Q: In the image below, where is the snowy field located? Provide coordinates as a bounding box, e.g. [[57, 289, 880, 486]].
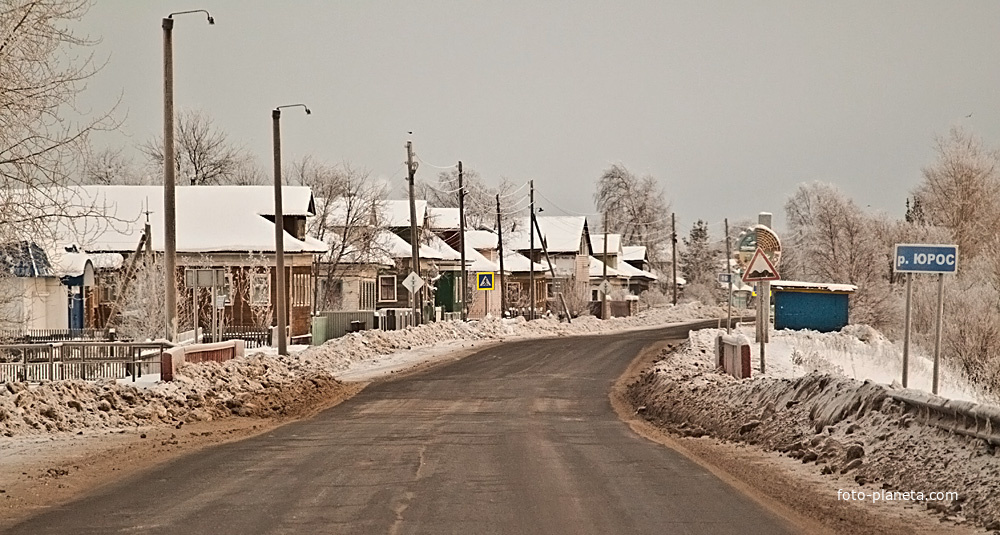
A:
[[689, 324, 996, 405]]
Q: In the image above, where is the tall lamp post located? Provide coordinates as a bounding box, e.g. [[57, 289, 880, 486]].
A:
[[163, 9, 213, 341], [272, 104, 311, 356]]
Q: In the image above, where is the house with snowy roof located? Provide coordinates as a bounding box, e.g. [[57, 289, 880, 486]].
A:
[[592, 235, 658, 296], [55, 185, 326, 339], [507, 216, 591, 311], [0, 242, 101, 331]]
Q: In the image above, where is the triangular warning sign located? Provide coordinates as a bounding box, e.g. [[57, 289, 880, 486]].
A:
[[742, 248, 780, 282], [479, 274, 490, 286]]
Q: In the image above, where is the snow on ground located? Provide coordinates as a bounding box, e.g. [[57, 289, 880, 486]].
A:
[[689, 325, 996, 404], [0, 303, 723, 438], [627, 325, 1000, 531]]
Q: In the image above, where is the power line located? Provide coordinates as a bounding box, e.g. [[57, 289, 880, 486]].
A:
[[415, 155, 458, 170], [534, 190, 599, 217]]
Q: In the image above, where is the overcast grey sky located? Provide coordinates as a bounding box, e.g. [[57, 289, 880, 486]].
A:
[[77, 1, 1000, 234]]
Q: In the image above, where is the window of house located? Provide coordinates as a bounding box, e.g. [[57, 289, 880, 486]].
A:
[[99, 284, 117, 303], [378, 275, 397, 302], [361, 279, 377, 310], [592, 289, 599, 301], [291, 272, 312, 307], [546, 283, 554, 298], [223, 272, 233, 305], [250, 273, 270, 306]]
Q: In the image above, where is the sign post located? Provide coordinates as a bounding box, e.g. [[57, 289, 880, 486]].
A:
[[742, 248, 780, 373], [893, 244, 958, 394]]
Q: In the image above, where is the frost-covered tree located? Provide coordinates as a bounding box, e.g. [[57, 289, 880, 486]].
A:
[[593, 164, 671, 263], [142, 109, 249, 186], [783, 182, 897, 326], [0, 0, 116, 244], [296, 158, 388, 311], [913, 127, 1000, 262], [417, 166, 522, 231]]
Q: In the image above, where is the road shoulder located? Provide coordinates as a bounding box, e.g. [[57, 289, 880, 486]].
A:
[[609, 341, 978, 535]]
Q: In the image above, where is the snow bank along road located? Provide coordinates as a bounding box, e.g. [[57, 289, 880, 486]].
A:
[[2, 320, 798, 535]]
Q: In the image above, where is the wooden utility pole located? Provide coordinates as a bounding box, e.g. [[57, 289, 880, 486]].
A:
[[532, 215, 572, 323], [724, 218, 733, 334], [496, 194, 507, 317], [671, 212, 678, 305], [458, 161, 467, 321], [602, 212, 608, 319], [529, 180, 535, 320], [406, 140, 421, 325]]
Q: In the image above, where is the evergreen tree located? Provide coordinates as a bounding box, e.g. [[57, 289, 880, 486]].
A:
[[680, 220, 717, 284]]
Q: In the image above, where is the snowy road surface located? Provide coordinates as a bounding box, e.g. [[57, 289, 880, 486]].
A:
[[4, 321, 795, 534]]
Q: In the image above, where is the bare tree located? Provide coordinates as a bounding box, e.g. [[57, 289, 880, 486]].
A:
[[913, 127, 1000, 262], [1, 0, 117, 245], [230, 153, 268, 186], [142, 109, 246, 186], [783, 182, 898, 327], [81, 146, 143, 185], [417, 167, 524, 231], [593, 164, 671, 263], [295, 159, 388, 311]]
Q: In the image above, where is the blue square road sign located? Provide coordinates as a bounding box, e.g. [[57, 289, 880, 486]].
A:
[[476, 272, 495, 290]]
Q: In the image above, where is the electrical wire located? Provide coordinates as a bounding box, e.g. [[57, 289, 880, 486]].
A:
[[415, 155, 458, 171], [534, 191, 599, 217]]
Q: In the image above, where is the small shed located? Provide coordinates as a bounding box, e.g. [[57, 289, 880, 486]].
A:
[[771, 280, 857, 332]]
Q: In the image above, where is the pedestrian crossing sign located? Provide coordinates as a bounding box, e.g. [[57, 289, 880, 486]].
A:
[[476, 272, 495, 290]]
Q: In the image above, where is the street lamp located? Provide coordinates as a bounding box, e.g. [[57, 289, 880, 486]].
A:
[[272, 104, 311, 356], [162, 9, 214, 341]]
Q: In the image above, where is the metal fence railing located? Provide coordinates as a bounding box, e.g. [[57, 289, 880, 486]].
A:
[[202, 329, 271, 349], [0, 341, 169, 383], [0, 328, 120, 344], [375, 308, 416, 331]]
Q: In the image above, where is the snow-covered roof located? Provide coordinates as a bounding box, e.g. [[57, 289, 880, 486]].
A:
[[467, 247, 499, 272], [591, 234, 622, 256], [49, 247, 92, 278], [0, 242, 54, 278], [91, 253, 124, 270], [622, 245, 647, 262], [373, 230, 455, 260], [508, 216, 588, 254], [424, 234, 462, 261], [426, 207, 460, 230], [464, 230, 499, 250], [589, 256, 622, 278], [502, 251, 549, 274], [62, 185, 325, 254], [615, 259, 657, 280], [772, 280, 857, 293], [381, 199, 427, 228]]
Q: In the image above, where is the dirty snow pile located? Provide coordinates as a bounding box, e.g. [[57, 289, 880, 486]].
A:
[[0, 303, 720, 438], [627, 328, 1000, 531]]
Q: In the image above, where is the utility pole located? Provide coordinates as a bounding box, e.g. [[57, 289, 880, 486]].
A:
[[272, 108, 287, 356], [406, 140, 421, 325], [602, 211, 608, 319], [529, 180, 535, 320], [724, 218, 733, 334], [162, 16, 177, 341], [671, 212, 678, 305], [532, 215, 572, 323], [458, 161, 467, 321], [496, 194, 507, 317]]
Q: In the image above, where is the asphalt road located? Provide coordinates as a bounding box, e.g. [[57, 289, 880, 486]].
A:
[[5, 321, 796, 534]]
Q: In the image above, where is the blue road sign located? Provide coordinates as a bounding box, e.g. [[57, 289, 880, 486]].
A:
[[476, 272, 495, 290], [893, 244, 958, 274]]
